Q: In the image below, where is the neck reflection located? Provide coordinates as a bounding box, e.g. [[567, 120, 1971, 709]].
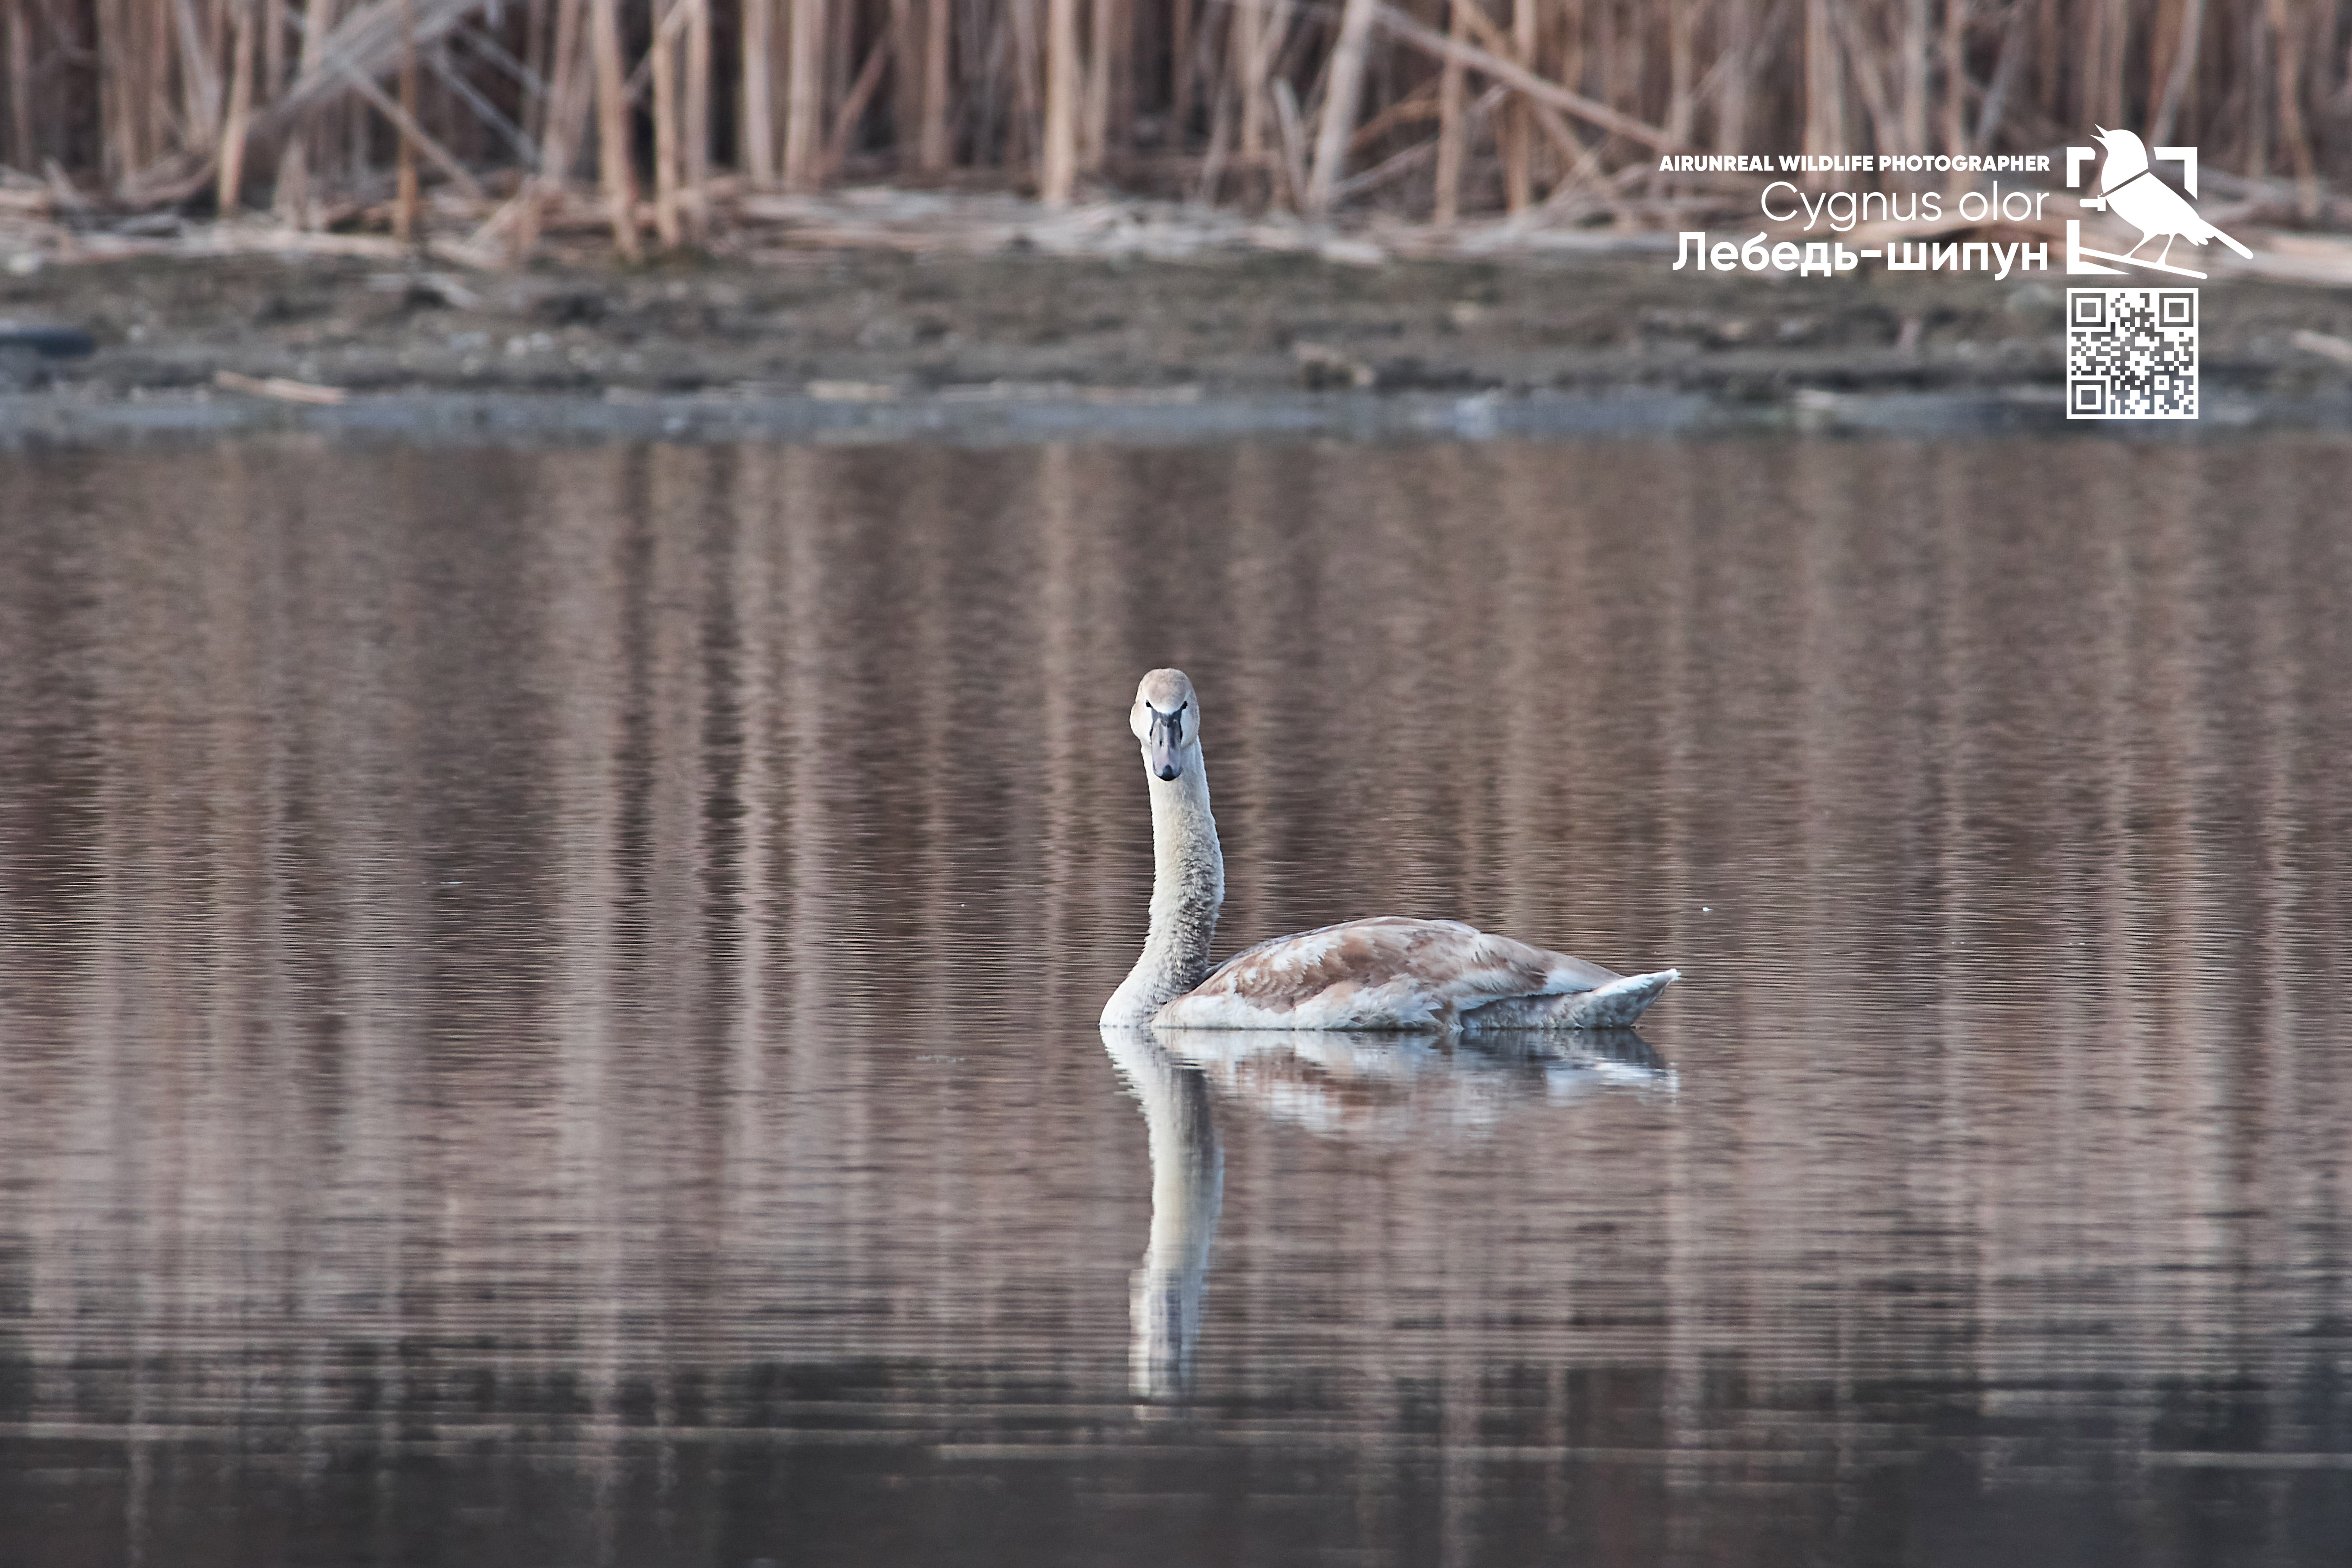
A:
[[1101, 1025, 1677, 1402], [1100, 1026, 1225, 1401]]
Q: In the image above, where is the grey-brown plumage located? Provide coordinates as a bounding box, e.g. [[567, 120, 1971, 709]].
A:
[[1101, 670, 1677, 1032]]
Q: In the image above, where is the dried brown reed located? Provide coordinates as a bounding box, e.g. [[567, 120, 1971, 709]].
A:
[[3, 0, 2347, 257]]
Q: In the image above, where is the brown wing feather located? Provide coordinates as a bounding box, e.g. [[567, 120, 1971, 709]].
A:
[[1175, 916, 1618, 1028]]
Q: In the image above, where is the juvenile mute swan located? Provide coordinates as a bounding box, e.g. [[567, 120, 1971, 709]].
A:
[[1101, 669, 1680, 1031]]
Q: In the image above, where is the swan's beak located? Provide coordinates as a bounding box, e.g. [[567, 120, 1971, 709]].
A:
[[1147, 712, 1185, 780]]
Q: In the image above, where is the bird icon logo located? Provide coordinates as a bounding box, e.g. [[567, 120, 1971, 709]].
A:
[[2076, 128, 2250, 277]]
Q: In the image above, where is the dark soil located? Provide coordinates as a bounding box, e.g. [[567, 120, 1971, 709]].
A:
[[4, 246, 2352, 409]]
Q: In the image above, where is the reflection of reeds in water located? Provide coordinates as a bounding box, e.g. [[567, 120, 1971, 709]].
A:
[[3, 1, 2348, 249], [3, 441, 2352, 1552], [1105, 1023, 1671, 1398]]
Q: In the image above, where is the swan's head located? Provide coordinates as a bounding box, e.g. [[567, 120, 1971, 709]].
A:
[[1130, 668, 1200, 782]]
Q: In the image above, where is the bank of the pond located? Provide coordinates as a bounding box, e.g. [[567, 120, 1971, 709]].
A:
[[4, 246, 2352, 436]]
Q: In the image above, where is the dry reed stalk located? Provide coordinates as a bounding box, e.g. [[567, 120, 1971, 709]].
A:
[[919, 0, 950, 168], [1940, 0, 1966, 167], [783, 0, 824, 188], [1714, 0, 1747, 150], [1237, 0, 1265, 158], [1168, 0, 1191, 153], [1833, 3, 1893, 153], [98, 0, 124, 180], [822, 23, 892, 175], [1444, 0, 1604, 172], [395, 0, 418, 238], [1896, 0, 1925, 154], [542, 0, 588, 179], [1270, 73, 1306, 206], [15, 0, 2352, 253], [1334, 129, 1438, 198], [888, 0, 913, 160], [1113, 0, 1137, 159], [1974, 2, 2024, 150], [590, 0, 638, 255], [97, 0, 137, 183], [2267, 0, 2317, 216], [743, 0, 776, 181], [472, 0, 583, 255], [1347, 80, 1437, 148], [1554, 0, 1580, 145], [154, 0, 182, 167], [827, 0, 851, 116], [522, 0, 552, 142], [2153, 0, 2205, 144], [1195, 28, 1234, 199], [1591, 0, 1617, 160], [1083, 0, 1110, 167], [271, 0, 331, 221], [176, 0, 225, 154], [686, 0, 711, 230], [2089, 0, 2123, 133], [1502, 0, 1533, 211], [1042, 0, 1076, 200], [652, 0, 682, 244], [219, 0, 258, 210], [1665, 0, 1694, 148], [2105, 0, 2131, 135], [2144, 0, 2177, 137], [1376, 6, 1673, 150], [2033, 0, 2058, 125], [2245, 2, 2268, 178], [143, 0, 171, 175], [1802, 0, 1840, 171], [1305, 0, 1379, 215], [1006, 0, 1042, 173], [6, 0, 34, 171], [1433, 0, 1469, 223], [264, 0, 285, 96]]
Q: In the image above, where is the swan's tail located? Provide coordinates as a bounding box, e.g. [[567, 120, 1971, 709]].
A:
[[1555, 968, 1679, 1029], [1461, 968, 1680, 1032]]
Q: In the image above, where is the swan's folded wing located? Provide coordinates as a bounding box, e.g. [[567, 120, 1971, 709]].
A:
[[1163, 916, 1623, 1030]]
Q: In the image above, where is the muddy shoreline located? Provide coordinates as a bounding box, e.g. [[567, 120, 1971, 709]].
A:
[[5, 245, 2352, 437]]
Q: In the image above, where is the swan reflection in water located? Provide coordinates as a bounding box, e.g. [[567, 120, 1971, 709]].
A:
[[1099, 1025, 1676, 1399]]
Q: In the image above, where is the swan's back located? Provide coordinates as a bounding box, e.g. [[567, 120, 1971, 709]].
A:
[[1157, 916, 1628, 1031]]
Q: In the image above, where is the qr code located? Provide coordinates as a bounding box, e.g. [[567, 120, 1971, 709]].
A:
[[2068, 289, 2197, 419]]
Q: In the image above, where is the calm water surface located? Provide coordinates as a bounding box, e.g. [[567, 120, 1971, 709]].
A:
[[1, 435, 2349, 1566]]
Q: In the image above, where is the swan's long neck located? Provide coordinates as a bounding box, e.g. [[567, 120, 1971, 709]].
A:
[[1102, 754, 1224, 1026]]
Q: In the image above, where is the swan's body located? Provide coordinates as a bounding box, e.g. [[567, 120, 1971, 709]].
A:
[[1101, 669, 1678, 1032]]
